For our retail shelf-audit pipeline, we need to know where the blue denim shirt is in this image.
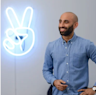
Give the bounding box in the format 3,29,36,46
43,32,96,95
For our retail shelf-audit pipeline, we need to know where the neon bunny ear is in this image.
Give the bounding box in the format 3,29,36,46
6,7,21,28
21,7,33,28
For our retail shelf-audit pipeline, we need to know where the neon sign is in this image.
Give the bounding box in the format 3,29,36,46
3,7,35,56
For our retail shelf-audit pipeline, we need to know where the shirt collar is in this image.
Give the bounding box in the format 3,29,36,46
61,32,77,44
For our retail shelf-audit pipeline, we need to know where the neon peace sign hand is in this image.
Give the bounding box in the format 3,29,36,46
3,7,35,56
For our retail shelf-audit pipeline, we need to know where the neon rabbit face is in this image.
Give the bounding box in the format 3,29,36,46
3,7,35,56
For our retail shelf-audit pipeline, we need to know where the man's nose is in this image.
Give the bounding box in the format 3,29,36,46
59,24,66,28
59,22,65,27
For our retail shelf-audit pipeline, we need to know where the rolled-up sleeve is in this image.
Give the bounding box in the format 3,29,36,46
42,43,57,85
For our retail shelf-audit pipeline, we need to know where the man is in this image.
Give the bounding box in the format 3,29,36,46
42,12,96,95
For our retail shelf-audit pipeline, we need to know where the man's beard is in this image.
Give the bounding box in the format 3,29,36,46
59,25,74,36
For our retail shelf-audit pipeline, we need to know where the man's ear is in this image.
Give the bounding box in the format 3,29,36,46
74,22,78,29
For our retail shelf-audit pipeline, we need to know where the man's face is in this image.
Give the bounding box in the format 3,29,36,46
59,13,75,36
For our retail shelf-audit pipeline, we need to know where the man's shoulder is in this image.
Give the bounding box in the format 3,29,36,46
77,35,91,43
48,37,61,45
47,37,61,48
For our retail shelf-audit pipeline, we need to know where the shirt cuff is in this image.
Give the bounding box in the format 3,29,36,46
51,77,57,86
93,82,96,86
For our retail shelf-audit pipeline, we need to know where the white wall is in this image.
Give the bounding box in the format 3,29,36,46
1,0,96,95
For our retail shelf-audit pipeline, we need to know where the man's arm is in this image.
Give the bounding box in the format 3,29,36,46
94,82,96,87
86,41,96,86
78,41,96,94
42,43,57,85
86,41,96,63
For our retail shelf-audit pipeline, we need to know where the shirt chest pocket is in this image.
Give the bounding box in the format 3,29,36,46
72,53,87,68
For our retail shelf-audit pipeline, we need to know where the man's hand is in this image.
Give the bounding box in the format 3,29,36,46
53,79,68,91
78,88,96,95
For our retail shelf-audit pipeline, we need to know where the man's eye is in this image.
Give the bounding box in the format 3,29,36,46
59,20,62,23
65,20,69,23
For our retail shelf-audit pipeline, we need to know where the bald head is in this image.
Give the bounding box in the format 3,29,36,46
59,12,78,37
61,12,78,23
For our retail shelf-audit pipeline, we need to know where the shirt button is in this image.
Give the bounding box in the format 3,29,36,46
67,80,69,82
66,54,68,56
66,71,68,73
67,88,69,90
66,63,68,65
71,42,72,44
65,47,67,49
